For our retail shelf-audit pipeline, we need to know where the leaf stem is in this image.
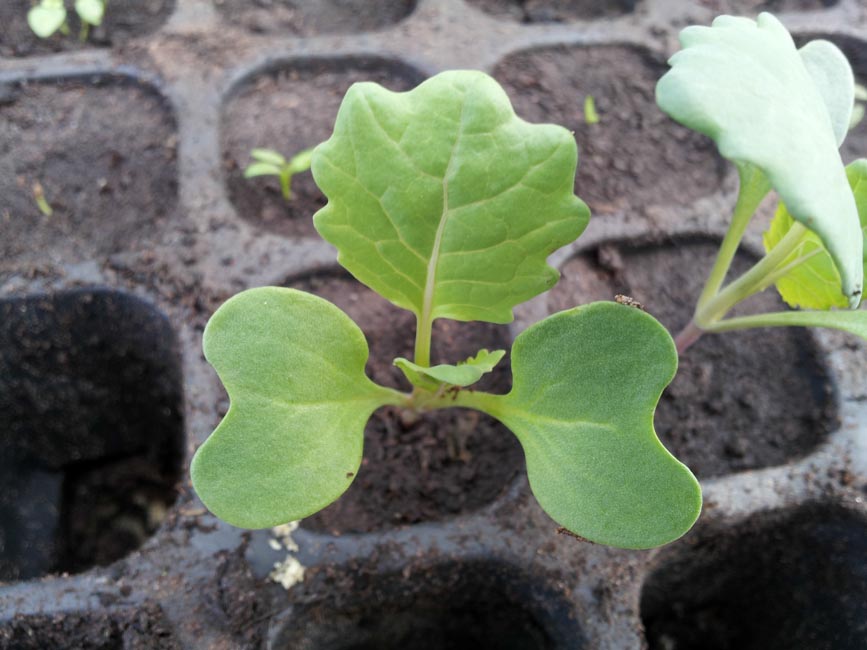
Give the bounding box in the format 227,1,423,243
279,170,293,200
674,321,704,355
414,314,432,368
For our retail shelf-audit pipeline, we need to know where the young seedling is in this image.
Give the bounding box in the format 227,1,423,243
656,13,867,352
192,70,702,550
583,94,600,125
243,147,314,201
27,0,106,42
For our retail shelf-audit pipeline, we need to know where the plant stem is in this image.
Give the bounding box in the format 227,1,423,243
674,321,704,355
702,310,820,333
695,164,770,312
79,22,90,42
279,170,293,200
414,314,432,368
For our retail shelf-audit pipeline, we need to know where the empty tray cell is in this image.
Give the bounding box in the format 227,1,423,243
0,289,184,581
0,77,179,272
641,502,867,650
494,45,726,216
213,0,416,36
287,271,523,534
546,239,837,479
0,604,181,649
466,0,638,23
274,559,582,649
221,58,424,238
0,0,175,58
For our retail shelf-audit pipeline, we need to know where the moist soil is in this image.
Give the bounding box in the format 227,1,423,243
212,0,416,37
287,272,524,534
0,78,179,274
0,0,174,58
465,0,639,23
494,46,726,217
221,61,423,238
547,239,837,479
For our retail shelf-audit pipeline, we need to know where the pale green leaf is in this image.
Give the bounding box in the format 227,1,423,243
288,147,314,173
243,162,282,178
27,1,67,38
312,70,589,325
465,302,701,549
190,287,399,528
709,309,867,340
764,159,867,309
394,348,506,389
74,0,104,26
250,148,287,166
656,12,863,308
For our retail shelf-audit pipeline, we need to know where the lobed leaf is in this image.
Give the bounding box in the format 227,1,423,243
312,70,589,325
190,287,399,528
394,348,506,389
466,302,701,549
656,13,863,307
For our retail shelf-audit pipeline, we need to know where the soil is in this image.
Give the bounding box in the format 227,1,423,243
641,502,867,650
212,0,416,37
0,77,179,274
221,60,424,238
0,0,174,58
546,239,837,479
699,0,838,13
0,603,181,649
466,0,639,23
286,272,525,534
0,290,184,581
494,46,726,216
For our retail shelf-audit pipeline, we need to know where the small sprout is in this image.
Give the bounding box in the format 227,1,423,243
244,147,313,201
27,0,106,42
583,94,600,124
32,181,53,217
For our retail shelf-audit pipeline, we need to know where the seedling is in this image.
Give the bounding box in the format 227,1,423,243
191,14,867,550
27,0,106,42
32,181,53,217
243,147,313,201
583,94,600,124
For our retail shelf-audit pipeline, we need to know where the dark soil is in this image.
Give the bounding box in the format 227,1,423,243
0,77,179,272
641,502,867,650
221,60,424,238
699,0,838,14
494,46,726,216
286,272,524,534
0,0,174,58
212,0,416,36
546,239,837,479
0,290,184,581
466,0,639,23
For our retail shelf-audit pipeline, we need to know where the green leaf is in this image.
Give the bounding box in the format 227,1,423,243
288,147,314,173
190,287,399,528
27,0,67,38
243,162,282,178
656,13,863,308
763,159,867,310
465,302,701,549
312,70,589,326
394,348,506,389
708,309,867,340
250,148,287,166
74,0,104,26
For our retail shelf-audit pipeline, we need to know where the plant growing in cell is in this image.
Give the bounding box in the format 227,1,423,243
27,0,106,42
243,147,314,201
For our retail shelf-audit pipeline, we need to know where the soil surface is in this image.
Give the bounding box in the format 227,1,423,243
0,78,179,275
0,0,174,58
221,60,424,238
494,46,726,216
699,0,838,13
546,240,837,479
466,0,639,22
286,272,524,534
212,0,416,36
641,502,867,650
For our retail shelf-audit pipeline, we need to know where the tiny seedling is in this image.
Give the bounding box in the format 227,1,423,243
583,94,600,125
31,181,53,217
243,147,313,201
191,14,867,550
27,0,106,42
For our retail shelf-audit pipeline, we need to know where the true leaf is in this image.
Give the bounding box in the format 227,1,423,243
27,0,67,38
190,287,399,528
464,302,701,549
312,70,589,325
395,348,505,389
74,0,104,26
656,13,863,308
764,159,867,310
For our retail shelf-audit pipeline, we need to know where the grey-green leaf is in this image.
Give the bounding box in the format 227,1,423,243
466,302,701,549
394,348,506,389
191,287,399,528
312,70,590,325
27,0,67,38
656,12,863,308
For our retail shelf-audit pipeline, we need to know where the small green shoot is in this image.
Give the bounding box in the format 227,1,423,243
244,147,313,200
32,181,53,217
27,0,106,42
584,95,600,124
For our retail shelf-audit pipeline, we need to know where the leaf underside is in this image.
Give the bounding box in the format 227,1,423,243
395,348,506,389
312,70,590,325
190,287,396,528
468,302,702,549
656,12,863,307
